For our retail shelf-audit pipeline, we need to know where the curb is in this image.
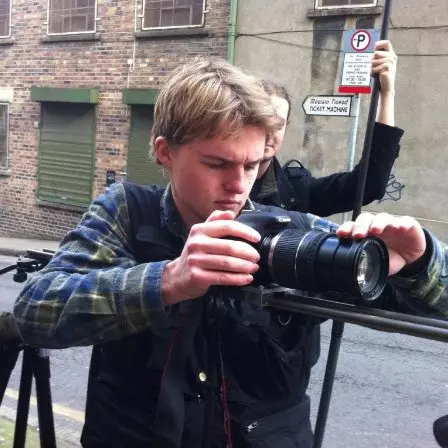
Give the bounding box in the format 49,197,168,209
0,245,59,258
0,415,79,447
0,248,27,258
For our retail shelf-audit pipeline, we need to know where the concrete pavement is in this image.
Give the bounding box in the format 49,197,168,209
0,237,60,257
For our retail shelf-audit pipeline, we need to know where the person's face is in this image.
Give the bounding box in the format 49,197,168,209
154,125,266,228
257,95,289,179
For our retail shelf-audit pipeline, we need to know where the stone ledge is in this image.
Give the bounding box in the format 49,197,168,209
307,6,383,18
0,38,14,46
0,168,11,177
135,27,209,39
41,32,101,43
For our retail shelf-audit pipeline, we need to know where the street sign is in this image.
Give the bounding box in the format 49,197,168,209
339,29,379,94
350,30,371,52
302,95,352,117
340,52,374,94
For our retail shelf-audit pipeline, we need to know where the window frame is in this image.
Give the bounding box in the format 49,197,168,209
141,0,206,31
315,0,377,9
46,0,99,36
0,0,12,39
0,102,9,169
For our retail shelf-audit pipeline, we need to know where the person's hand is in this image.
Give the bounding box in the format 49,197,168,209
372,40,397,94
337,212,426,276
162,210,261,306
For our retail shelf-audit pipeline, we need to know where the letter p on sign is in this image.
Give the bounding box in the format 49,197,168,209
351,30,371,52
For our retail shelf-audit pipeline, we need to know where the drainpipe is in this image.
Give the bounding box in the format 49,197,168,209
227,0,238,64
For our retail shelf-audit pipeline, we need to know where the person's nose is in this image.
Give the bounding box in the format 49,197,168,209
224,166,246,194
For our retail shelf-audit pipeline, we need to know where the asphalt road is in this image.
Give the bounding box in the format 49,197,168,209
0,254,447,447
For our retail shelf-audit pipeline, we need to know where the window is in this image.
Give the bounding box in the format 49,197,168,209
47,0,97,35
0,0,11,38
316,0,376,7
0,103,8,168
143,0,205,29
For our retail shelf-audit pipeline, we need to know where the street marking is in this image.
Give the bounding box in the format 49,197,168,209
4,388,85,423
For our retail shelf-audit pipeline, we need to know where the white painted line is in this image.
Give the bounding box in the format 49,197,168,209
4,388,85,423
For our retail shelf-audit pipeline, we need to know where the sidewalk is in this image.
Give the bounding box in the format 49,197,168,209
0,416,78,447
0,237,60,257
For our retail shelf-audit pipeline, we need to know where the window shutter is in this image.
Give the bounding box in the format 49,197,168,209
127,105,167,186
37,102,95,207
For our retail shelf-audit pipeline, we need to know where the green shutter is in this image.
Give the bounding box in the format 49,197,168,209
127,105,167,186
37,102,95,207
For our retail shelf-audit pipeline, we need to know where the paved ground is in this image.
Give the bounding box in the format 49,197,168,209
1,248,447,447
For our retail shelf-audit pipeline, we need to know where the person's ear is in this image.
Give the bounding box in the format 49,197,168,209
154,136,173,168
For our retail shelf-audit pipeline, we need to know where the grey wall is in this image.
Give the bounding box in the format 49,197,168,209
235,0,448,239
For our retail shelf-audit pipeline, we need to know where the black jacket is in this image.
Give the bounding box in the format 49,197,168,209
81,184,317,448
250,122,404,216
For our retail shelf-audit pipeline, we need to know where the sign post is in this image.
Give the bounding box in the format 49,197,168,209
342,93,360,223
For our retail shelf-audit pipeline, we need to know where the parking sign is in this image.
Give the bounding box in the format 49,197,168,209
339,29,379,94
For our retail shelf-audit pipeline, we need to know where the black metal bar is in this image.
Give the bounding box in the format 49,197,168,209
33,349,57,448
0,346,20,404
314,2,394,445
263,296,448,342
279,293,448,330
351,0,393,220
13,348,34,448
313,322,344,448
25,250,54,264
0,264,18,276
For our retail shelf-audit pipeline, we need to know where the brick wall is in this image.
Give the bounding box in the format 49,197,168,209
0,0,230,239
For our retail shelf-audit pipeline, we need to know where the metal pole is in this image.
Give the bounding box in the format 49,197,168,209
342,94,361,223
0,264,18,276
0,346,20,404
313,1,393,446
13,348,33,448
262,295,448,342
313,322,344,448
34,349,57,448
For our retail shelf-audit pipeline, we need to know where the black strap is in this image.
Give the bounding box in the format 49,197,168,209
282,158,305,170
124,182,200,446
152,299,204,447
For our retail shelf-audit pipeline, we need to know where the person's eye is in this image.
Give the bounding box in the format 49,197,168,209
205,162,225,169
245,164,258,171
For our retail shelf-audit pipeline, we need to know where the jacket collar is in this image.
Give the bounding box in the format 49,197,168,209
256,157,297,209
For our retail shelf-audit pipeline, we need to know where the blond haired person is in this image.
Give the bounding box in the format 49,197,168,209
15,58,448,447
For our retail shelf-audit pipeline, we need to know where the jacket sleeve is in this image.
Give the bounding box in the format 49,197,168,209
306,122,404,217
13,183,169,349
387,230,448,317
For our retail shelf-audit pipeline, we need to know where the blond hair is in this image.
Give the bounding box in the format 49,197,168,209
150,58,282,162
261,79,292,120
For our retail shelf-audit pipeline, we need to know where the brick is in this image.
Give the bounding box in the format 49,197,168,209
0,0,230,239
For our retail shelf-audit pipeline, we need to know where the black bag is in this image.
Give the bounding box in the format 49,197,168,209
282,159,311,180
